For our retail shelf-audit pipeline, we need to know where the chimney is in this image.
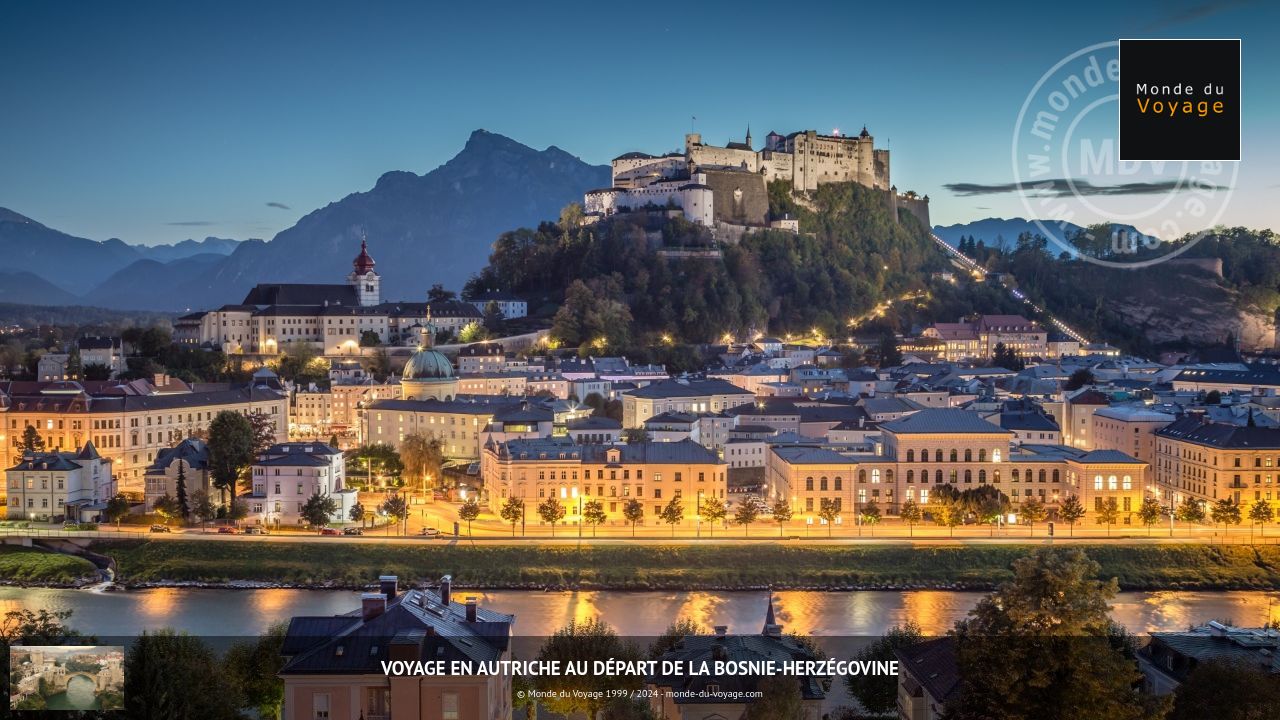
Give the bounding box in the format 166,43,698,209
361,593,386,621
466,597,477,622
439,574,452,606
379,575,398,601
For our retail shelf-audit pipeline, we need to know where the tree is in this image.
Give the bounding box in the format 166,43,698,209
1248,500,1274,539
300,491,339,531
1167,659,1280,720
582,499,606,537
19,425,44,453
899,498,922,536
458,497,482,535
0,607,85,644
222,624,287,720
622,427,650,444
247,410,277,453
349,502,366,526
359,329,381,347
400,433,445,492
1176,497,1206,534
1097,497,1121,536
153,493,180,525
538,497,566,536
623,499,644,537
770,497,793,537
65,344,83,379
104,493,132,528
845,622,924,716
947,548,1159,720
368,346,392,382
482,300,506,335
1204,389,1223,405
208,410,254,506
991,342,1025,371
660,496,685,536
380,493,409,535
427,283,456,303
1211,498,1242,534
124,629,243,720
860,500,882,535
1137,496,1165,536
501,497,525,537
700,495,727,537
1020,497,1047,537
1059,494,1086,536
175,461,190,520
83,362,112,381
877,332,902,368
190,489,216,531
817,497,840,537
1064,368,1095,391
535,618,644,719
227,497,249,525
734,497,761,537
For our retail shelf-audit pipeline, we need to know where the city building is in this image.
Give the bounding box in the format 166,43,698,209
1138,621,1280,695
143,437,209,510
248,441,351,526
564,416,622,444
621,378,753,429
279,575,513,720
1153,414,1280,510
364,397,524,461
455,343,506,374
481,437,727,523
921,315,1047,362
5,442,113,521
765,408,1148,523
37,337,125,381
465,291,528,320
896,637,959,720
1091,405,1176,467
290,379,402,441
646,596,825,719
0,379,287,496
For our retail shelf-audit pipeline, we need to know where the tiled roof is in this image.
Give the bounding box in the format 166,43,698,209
625,378,752,399
367,398,519,415
242,283,359,307
880,408,1009,435
896,637,959,703
1073,449,1144,464
1155,415,1280,450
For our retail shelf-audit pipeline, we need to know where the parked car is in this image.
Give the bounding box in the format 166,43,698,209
62,520,80,530
419,527,440,537
342,527,363,536
217,526,237,534
244,527,270,535
319,527,340,536
149,524,171,533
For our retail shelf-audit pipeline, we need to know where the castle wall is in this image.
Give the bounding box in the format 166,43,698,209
702,169,769,226
612,156,687,188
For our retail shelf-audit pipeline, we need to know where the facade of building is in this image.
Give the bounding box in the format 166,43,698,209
0,380,287,496
922,315,1047,362
481,438,727,523
143,438,210,510
1154,415,1280,510
364,398,522,461
5,443,113,521
291,381,402,440
37,337,125,381
765,409,1148,524
279,575,513,720
621,378,754,429
467,293,527,320
247,442,351,526
1091,405,1176,467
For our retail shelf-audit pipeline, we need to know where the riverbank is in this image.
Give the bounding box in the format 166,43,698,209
42,540,1280,591
0,546,99,585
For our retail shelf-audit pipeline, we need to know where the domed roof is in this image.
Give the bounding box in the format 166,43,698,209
352,239,376,276
403,346,454,381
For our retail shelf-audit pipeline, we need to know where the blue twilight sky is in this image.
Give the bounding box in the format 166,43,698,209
1,0,1277,246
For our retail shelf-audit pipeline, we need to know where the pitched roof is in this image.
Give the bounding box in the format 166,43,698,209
880,408,1009,435
896,637,959,704
242,283,359,307
625,378,752,399
1155,415,1280,450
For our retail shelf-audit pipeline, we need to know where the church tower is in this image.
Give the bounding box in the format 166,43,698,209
745,125,753,150
348,234,380,306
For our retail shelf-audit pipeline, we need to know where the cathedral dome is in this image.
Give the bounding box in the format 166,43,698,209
403,347,454,380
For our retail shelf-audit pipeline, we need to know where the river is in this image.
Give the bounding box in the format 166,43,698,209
2,586,1277,639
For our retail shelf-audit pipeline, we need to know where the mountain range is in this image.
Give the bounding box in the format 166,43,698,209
0,130,608,312
932,216,1160,252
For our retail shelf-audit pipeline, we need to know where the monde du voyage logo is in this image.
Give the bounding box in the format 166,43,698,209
1120,39,1241,161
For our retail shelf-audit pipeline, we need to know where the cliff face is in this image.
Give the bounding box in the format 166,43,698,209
1098,264,1275,350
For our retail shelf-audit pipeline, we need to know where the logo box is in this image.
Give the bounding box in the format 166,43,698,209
1119,39,1241,161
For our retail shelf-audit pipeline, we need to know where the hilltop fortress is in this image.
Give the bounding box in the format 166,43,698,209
584,127,929,238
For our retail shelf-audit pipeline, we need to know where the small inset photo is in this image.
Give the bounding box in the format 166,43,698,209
9,645,125,712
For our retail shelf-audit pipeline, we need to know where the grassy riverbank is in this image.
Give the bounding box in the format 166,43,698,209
71,540,1280,591
0,546,99,584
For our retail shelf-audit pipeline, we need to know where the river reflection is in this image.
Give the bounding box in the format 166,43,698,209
0,586,1277,639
